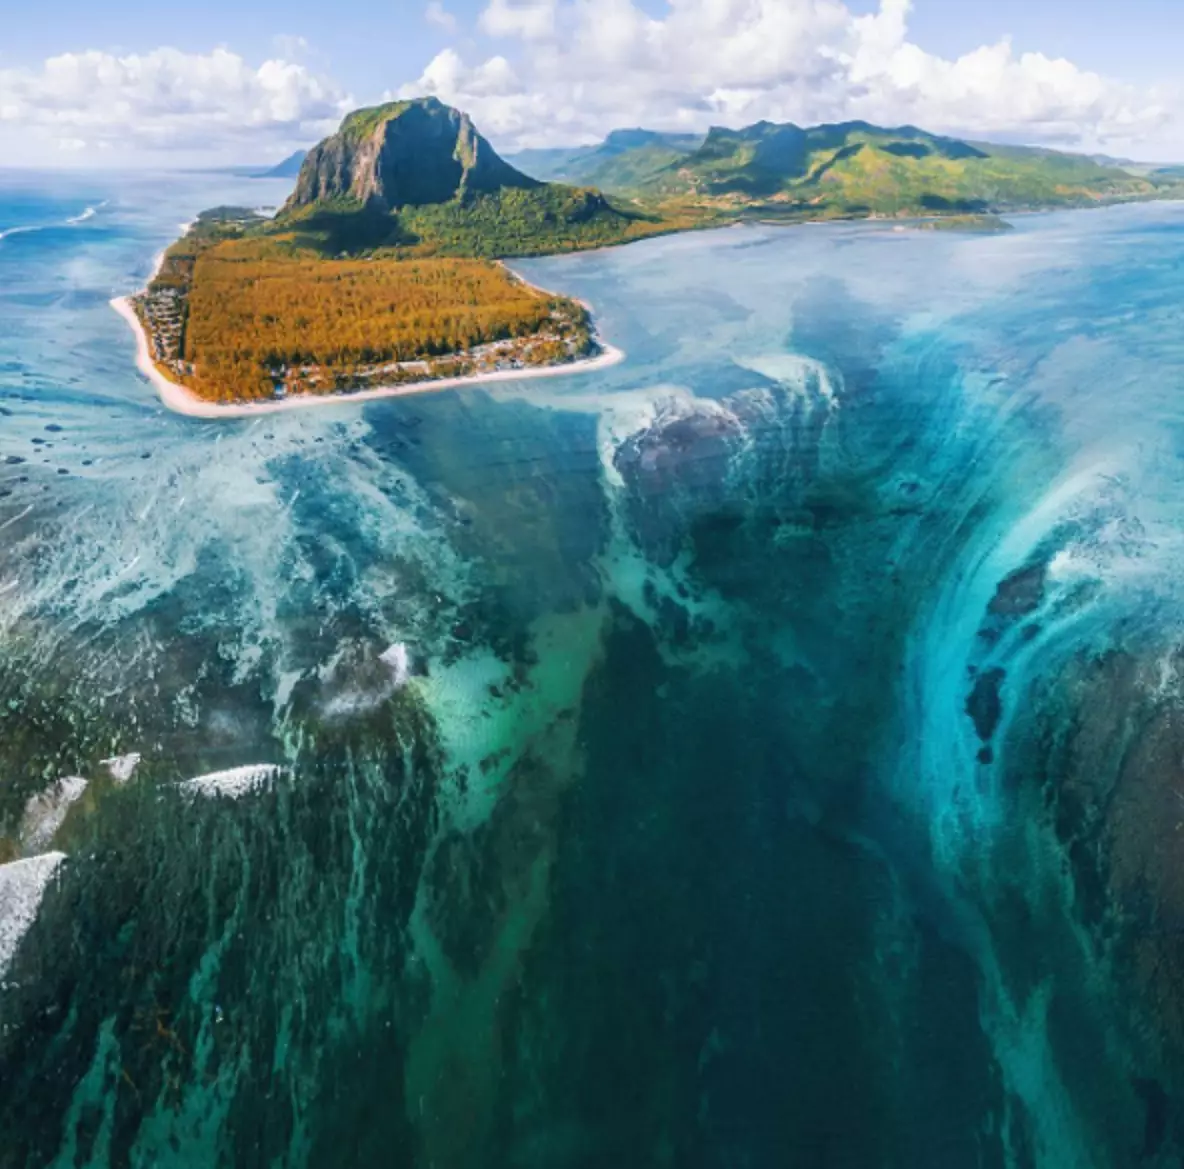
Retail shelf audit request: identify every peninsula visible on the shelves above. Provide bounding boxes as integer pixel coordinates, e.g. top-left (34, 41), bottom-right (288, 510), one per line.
top-left (116, 97), bottom-right (1184, 413)
top-left (114, 98), bottom-right (674, 412)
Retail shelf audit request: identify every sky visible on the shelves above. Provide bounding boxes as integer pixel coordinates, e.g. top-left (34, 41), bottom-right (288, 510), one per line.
top-left (3, 0), bottom-right (1184, 167)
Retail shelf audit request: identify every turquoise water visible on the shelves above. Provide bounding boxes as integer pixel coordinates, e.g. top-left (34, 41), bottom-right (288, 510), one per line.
top-left (5, 176), bottom-right (1184, 1166)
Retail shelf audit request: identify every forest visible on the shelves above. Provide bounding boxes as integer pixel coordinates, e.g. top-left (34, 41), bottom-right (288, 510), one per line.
top-left (160, 239), bottom-right (592, 402)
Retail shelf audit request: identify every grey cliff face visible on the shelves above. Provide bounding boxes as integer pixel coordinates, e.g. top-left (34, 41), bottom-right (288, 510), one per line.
top-left (287, 98), bottom-right (538, 212)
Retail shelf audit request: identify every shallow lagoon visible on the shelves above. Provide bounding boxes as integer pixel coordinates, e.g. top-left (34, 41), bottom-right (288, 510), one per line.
top-left (4, 178), bottom-right (1184, 1165)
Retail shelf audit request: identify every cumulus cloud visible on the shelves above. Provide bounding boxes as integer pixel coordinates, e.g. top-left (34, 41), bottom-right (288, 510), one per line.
top-left (401, 0), bottom-right (1176, 153)
top-left (479, 0), bottom-right (557, 42)
top-left (0, 47), bottom-right (351, 163)
top-left (3, 0), bottom-right (1179, 165)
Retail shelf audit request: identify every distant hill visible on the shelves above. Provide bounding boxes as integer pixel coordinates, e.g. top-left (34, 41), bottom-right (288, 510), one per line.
top-left (508, 130), bottom-right (704, 189)
top-left (276, 97), bottom-right (680, 257)
top-left (262, 151), bottom-right (307, 179)
top-left (513, 120), bottom-right (1180, 217)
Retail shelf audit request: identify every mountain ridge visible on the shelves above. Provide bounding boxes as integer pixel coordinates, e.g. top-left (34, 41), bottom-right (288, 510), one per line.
top-left (507, 118), bottom-right (1178, 217)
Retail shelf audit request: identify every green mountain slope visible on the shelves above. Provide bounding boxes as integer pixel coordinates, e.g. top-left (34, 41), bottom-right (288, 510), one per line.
top-left (529, 119), bottom-right (1180, 216)
top-left (274, 98), bottom-right (681, 257)
top-left (660, 121), bottom-right (1171, 212)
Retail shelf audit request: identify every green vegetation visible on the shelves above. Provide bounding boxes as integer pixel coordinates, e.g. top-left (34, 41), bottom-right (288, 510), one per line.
top-left (135, 209), bottom-right (597, 403)
top-left (912, 214), bottom-right (1015, 233)
top-left (273, 184), bottom-right (691, 260)
top-left (400, 185), bottom-right (683, 256)
top-left (512, 120), bottom-right (1184, 219)
top-left (182, 247), bottom-right (591, 402)
top-left (339, 99), bottom-right (416, 143)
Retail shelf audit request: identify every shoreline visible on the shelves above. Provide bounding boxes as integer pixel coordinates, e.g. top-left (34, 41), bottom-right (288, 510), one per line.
top-left (110, 247), bottom-right (625, 419)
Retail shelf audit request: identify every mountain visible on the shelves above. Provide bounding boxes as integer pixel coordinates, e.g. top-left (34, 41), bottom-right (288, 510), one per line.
top-left (273, 103), bottom-right (1179, 251)
top-left (504, 145), bottom-right (599, 182)
top-left (508, 130), bottom-right (704, 189)
top-left (650, 121), bottom-right (998, 205)
top-left (658, 121), bottom-right (1172, 212)
top-left (286, 97), bottom-right (539, 212)
top-left (519, 119), bottom-right (1176, 217)
top-left (262, 150), bottom-right (307, 179)
top-left (275, 97), bottom-right (679, 257)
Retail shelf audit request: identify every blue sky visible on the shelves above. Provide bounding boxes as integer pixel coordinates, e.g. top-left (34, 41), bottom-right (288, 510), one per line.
top-left (2, 0), bottom-right (1182, 165)
top-left (8, 0), bottom-right (1182, 92)
top-left (895, 0), bottom-right (1183, 81)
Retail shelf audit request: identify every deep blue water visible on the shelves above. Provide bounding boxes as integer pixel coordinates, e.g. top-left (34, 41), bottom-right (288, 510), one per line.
top-left (5, 174), bottom-right (1184, 1166)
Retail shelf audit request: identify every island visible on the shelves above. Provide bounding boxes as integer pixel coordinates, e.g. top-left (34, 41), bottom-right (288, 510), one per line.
top-left (114, 97), bottom-right (1184, 414)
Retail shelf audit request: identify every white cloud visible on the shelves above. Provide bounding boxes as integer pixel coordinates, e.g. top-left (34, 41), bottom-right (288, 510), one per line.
top-left (400, 0), bottom-right (1178, 155)
top-left (0, 47), bottom-right (351, 164)
top-left (3, 1), bottom-right (1181, 166)
top-left (479, 0), bottom-right (557, 41)
top-left (413, 49), bottom-right (521, 99)
top-left (424, 1), bottom-right (458, 33)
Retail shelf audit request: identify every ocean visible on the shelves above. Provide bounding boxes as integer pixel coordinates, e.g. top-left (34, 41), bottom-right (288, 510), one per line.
top-left (4, 172), bottom-right (1184, 1167)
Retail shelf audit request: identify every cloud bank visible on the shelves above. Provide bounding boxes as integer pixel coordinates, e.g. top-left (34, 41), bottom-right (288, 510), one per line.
top-left (403, 0), bottom-right (1175, 155)
top-left (0, 0), bottom-right (1178, 164)
top-left (0, 47), bottom-right (350, 163)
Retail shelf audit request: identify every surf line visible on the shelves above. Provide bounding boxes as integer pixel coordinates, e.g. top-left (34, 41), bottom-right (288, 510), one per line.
top-left (0, 201), bottom-right (107, 243)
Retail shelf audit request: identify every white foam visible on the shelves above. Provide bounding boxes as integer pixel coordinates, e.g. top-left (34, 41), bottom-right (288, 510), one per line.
top-left (0, 224), bottom-right (39, 243)
top-left (734, 352), bottom-right (840, 406)
top-left (0, 853), bottom-right (66, 977)
top-left (380, 642), bottom-right (412, 687)
top-left (20, 777), bottom-right (88, 852)
top-left (178, 764), bottom-right (282, 799)
top-left (0, 201), bottom-right (106, 242)
top-left (101, 753), bottom-right (142, 784)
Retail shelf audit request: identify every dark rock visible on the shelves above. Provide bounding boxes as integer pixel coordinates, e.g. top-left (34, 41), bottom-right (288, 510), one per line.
top-left (966, 667), bottom-right (1006, 742)
top-left (988, 561), bottom-right (1047, 619)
